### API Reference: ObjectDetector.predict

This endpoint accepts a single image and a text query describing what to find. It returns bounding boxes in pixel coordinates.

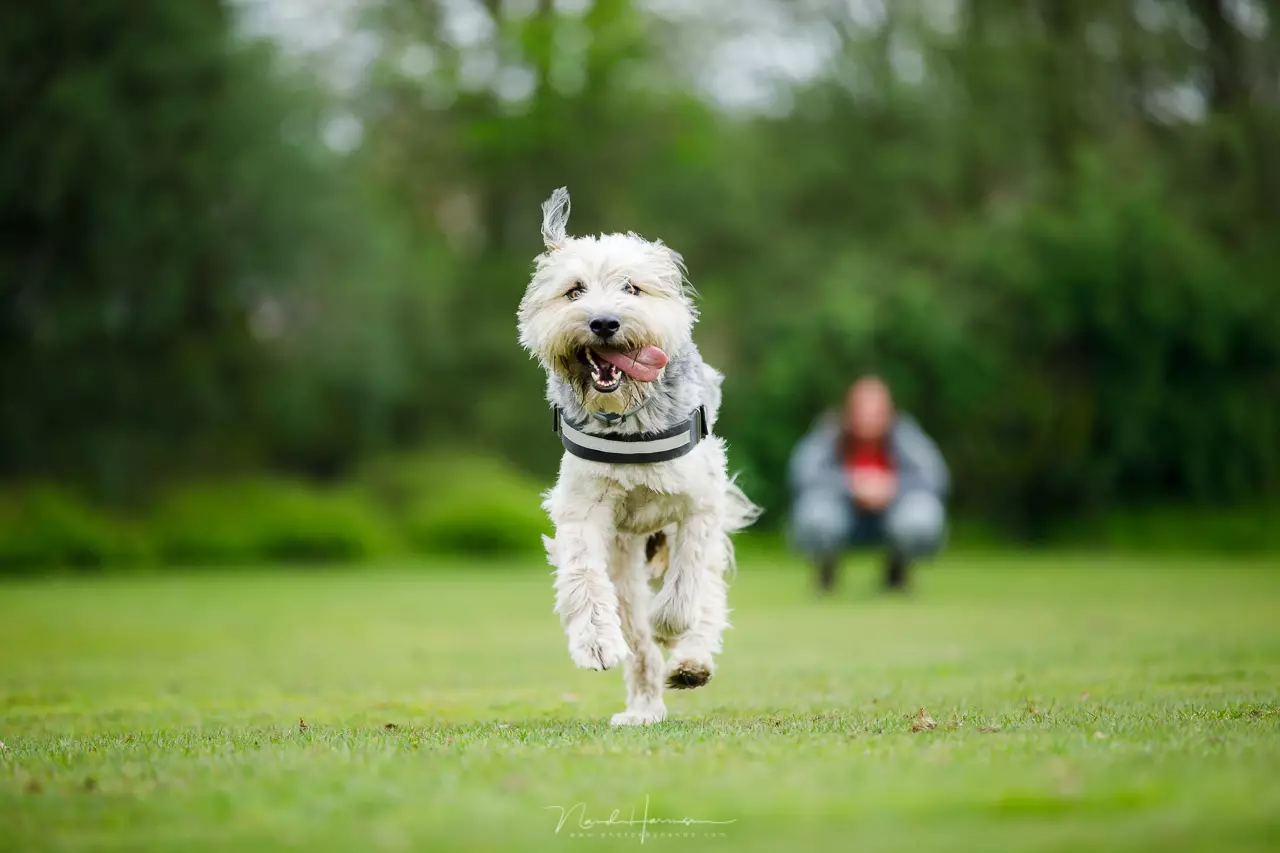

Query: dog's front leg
[546,490,629,671]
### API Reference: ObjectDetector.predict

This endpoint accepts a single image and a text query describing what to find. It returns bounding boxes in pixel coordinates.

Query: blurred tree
[3,0,1277,539]
[0,0,339,499]
[279,0,1280,531]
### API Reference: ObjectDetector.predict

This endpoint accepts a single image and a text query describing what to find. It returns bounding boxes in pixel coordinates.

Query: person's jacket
[788,411,949,504]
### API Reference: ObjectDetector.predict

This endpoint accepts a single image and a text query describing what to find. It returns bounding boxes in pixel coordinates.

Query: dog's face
[518,188,696,414]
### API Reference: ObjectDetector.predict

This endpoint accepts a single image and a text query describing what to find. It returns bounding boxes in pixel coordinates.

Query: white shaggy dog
[518,188,759,726]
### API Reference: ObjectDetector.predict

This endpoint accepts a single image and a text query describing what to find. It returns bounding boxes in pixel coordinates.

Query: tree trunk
[1035,0,1081,186]
[1190,0,1246,113]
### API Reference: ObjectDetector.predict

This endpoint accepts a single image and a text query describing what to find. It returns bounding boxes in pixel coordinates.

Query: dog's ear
[540,187,571,251]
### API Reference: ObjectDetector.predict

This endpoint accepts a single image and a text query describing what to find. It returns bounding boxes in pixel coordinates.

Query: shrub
[725,163,1280,537]
[152,479,393,565]
[360,451,550,557]
[1052,505,1280,555]
[0,485,145,572]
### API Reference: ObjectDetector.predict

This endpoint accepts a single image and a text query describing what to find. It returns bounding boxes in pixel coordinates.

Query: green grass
[2,552,1279,852]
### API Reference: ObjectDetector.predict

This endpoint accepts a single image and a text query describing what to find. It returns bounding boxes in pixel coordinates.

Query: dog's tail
[724,475,762,535]
[722,475,762,574]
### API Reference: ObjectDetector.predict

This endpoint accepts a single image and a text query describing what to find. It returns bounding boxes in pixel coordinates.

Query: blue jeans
[790,490,946,560]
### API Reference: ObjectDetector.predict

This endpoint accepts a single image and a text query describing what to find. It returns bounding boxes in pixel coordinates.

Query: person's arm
[893,416,949,498]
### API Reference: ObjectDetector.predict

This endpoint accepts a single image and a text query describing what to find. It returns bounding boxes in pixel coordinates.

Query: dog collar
[553,406,709,464]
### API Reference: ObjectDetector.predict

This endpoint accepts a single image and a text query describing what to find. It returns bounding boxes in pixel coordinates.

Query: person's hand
[850,469,897,512]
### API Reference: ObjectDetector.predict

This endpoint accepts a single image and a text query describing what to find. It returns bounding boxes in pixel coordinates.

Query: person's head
[844,376,895,443]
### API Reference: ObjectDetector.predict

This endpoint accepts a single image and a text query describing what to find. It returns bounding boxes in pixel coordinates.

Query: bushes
[0,456,1275,572]
[941,164,1278,529]
[724,163,1280,537]
[145,452,553,566]
[358,451,550,557]
[151,480,394,565]
[0,453,552,572]
[0,486,144,571]
[1050,506,1280,555]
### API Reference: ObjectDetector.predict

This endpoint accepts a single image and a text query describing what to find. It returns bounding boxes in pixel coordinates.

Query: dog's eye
[565,282,585,300]
[624,280,641,296]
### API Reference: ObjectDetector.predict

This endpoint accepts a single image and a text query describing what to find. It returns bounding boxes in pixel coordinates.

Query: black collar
[553,406,709,464]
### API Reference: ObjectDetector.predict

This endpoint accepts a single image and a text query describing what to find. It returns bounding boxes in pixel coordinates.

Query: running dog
[517,188,759,725]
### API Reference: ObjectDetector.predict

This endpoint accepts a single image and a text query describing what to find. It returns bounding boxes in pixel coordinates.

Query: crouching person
[788,376,949,592]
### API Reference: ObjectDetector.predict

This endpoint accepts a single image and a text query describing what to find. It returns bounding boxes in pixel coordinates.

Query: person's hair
[847,374,893,402]
[841,375,894,445]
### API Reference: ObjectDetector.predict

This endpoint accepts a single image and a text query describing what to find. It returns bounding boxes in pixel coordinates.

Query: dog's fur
[518,188,759,725]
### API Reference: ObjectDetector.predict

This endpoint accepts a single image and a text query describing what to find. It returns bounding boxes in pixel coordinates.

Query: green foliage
[723,251,971,523]
[940,166,1278,527]
[728,163,1280,534]
[0,453,557,572]
[3,0,1279,546]
[152,480,394,565]
[360,452,550,557]
[947,166,1274,522]
[0,1,364,500]
[0,486,145,571]
[1052,505,1280,555]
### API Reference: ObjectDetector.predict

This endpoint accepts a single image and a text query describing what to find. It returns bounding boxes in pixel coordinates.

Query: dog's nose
[589,315,621,338]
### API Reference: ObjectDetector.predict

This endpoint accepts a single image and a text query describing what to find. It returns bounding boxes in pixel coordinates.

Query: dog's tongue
[596,346,667,382]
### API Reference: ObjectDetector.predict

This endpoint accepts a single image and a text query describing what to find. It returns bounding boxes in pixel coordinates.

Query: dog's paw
[665,658,714,690]
[566,623,629,671]
[610,705,667,726]
[648,585,697,639]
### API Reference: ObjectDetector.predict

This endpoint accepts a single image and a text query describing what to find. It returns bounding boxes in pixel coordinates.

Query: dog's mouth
[575,346,668,393]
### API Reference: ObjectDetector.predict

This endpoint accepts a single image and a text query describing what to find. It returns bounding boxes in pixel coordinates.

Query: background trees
[3,0,1277,542]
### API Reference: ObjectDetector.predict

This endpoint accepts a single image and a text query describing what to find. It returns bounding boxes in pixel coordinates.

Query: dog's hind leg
[649,510,721,642]
[662,479,754,688]
[608,534,667,725]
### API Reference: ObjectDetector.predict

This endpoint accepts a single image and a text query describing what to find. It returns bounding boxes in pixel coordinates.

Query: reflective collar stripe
[561,420,692,455]
[554,407,708,464]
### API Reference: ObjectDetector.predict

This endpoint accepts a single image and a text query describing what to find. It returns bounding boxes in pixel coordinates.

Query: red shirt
[845,440,894,480]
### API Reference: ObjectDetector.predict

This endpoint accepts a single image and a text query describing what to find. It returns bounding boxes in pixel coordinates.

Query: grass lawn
[2,550,1279,852]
